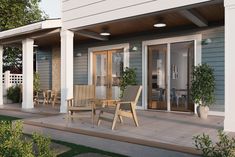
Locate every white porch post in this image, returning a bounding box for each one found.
[22,38,34,109]
[224,0,235,132]
[0,45,3,105]
[60,30,74,113]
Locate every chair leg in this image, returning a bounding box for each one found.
[119,115,123,123]
[91,108,94,127]
[111,104,120,130]
[131,103,139,127]
[97,110,103,126]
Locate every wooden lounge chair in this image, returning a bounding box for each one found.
[97,85,142,130]
[66,85,95,123]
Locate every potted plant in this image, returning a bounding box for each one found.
[191,64,215,119]
[120,67,137,98]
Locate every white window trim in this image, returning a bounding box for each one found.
[142,34,202,113]
[88,43,130,85]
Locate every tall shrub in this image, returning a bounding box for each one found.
[191,64,215,107]
[34,72,41,93]
[7,85,21,103]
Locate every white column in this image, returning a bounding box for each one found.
[60,30,74,113]
[0,45,3,105]
[224,0,235,132]
[4,71,11,92]
[22,38,34,109]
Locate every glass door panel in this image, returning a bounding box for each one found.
[93,49,124,99]
[170,41,194,112]
[93,52,108,99]
[111,49,124,99]
[148,44,167,110]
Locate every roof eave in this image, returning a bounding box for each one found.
[0,19,62,40]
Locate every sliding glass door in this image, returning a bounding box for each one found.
[170,41,194,112]
[148,44,167,110]
[147,40,195,112]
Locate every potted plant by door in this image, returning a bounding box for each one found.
[191,64,215,119]
[120,67,137,98]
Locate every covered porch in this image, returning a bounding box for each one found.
[1,0,235,132]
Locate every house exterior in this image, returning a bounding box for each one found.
[0,0,235,132]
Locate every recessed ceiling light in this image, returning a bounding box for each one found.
[153,23,167,28]
[100,32,111,36]
[100,27,111,36]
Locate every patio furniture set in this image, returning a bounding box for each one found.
[67,85,142,130]
[33,90,61,107]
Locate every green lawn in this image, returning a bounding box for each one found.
[0,115,126,157]
[0,115,20,121]
[55,140,127,157]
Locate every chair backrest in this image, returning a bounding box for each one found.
[73,85,95,107]
[121,85,142,104]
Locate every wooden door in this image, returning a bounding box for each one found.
[93,49,124,99]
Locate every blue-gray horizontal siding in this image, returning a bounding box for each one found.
[74,47,88,85]
[201,27,224,112]
[36,48,52,90]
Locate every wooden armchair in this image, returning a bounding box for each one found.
[51,91,61,107]
[97,85,142,130]
[67,85,95,123]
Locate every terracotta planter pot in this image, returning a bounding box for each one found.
[197,106,209,119]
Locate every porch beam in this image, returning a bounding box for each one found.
[22,38,34,109]
[0,45,3,105]
[76,30,108,41]
[60,30,74,113]
[179,9,208,27]
[224,0,235,132]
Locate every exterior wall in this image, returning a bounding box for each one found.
[36,48,52,90]
[74,47,88,85]
[37,26,224,112]
[201,27,224,112]
[52,46,61,92]
[62,0,212,30]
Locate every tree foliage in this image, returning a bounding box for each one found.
[0,0,48,73]
[0,0,47,31]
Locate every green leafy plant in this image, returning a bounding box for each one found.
[33,133,54,157]
[0,121,55,157]
[34,72,41,93]
[0,121,33,157]
[7,84,21,103]
[120,67,137,97]
[193,130,235,157]
[191,64,215,107]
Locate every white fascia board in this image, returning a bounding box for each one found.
[0,19,62,40]
[41,19,62,29]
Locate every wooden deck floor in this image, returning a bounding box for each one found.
[23,110,225,155]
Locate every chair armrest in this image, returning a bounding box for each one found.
[67,98,74,107]
[67,98,74,101]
